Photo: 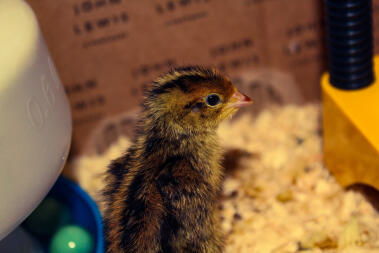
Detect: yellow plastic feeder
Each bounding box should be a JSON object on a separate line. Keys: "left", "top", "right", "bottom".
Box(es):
{"left": 322, "top": 0, "right": 379, "bottom": 190}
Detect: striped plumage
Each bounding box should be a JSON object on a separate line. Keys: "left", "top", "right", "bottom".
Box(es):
{"left": 103, "top": 66, "right": 252, "bottom": 253}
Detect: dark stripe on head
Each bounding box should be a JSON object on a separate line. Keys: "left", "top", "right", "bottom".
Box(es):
{"left": 150, "top": 80, "right": 177, "bottom": 96}
{"left": 149, "top": 66, "right": 223, "bottom": 97}
{"left": 150, "top": 75, "right": 203, "bottom": 95}
{"left": 172, "top": 66, "right": 216, "bottom": 76}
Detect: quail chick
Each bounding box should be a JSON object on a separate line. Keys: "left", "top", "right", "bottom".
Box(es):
{"left": 103, "top": 66, "right": 252, "bottom": 253}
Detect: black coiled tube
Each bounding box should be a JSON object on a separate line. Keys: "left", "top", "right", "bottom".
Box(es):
{"left": 325, "top": 0, "right": 374, "bottom": 89}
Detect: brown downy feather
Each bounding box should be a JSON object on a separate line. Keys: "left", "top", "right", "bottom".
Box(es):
{"left": 103, "top": 66, "right": 251, "bottom": 253}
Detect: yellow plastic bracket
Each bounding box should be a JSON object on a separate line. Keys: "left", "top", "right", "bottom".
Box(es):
{"left": 322, "top": 56, "right": 379, "bottom": 190}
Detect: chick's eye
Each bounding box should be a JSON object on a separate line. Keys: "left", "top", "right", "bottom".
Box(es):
{"left": 206, "top": 94, "right": 221, "bottom": 106}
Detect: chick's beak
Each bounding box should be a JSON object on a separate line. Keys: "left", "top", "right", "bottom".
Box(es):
{"left": 227, "top": 90, "right": 253, "bottom": 108}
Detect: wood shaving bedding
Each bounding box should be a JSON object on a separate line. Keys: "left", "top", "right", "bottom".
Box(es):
{"left": 72, "top": 104, "right": 379, "bottom": 253}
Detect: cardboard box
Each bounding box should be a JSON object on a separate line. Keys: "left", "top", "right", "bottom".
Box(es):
{"left": 25, "top": 0, "right": 379, "bottom": 161}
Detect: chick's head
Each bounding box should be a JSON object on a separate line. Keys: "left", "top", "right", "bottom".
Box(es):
{"left": 145, "top": 66, "right": 252, "bottom": 133}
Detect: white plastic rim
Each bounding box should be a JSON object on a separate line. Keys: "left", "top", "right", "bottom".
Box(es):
{"left": 0, "top": 0, "right": 72, "bottom": 240}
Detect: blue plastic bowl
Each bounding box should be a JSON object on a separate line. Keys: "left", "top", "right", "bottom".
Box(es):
{"left": 49, "top": 176, "right": 104, "bottom": 253}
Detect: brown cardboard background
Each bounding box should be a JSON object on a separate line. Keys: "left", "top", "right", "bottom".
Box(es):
{"left": 25, "top": 0, "right": 379, "bottom": 160}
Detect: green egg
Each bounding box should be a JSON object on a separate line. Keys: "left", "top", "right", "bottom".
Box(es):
{"left": 23, "top": 197, "right": 71, "bottom": 238}
{"left": 49, "top": 225, "right": 94, "bottom": 253}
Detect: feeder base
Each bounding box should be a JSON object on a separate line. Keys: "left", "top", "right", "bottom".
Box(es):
{"left": 322, "top": 56, "right": 379, "bottom": 190}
